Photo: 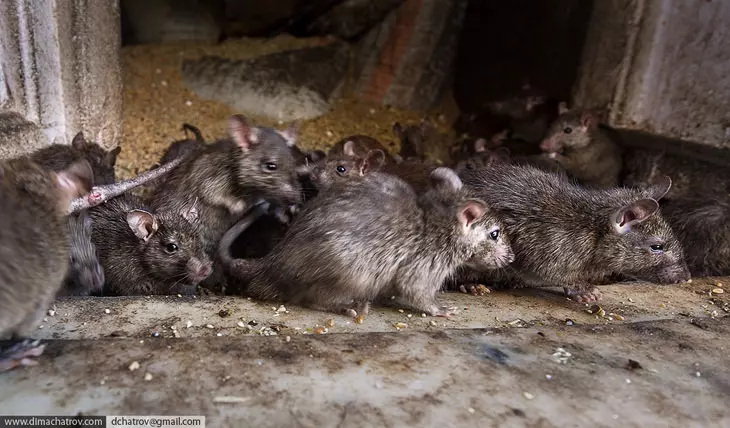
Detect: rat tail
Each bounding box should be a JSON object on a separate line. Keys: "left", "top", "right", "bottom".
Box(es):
{"left": 218, "top": 202, "right": 270, "bottom": 282}
{"left": 182, "top": 123, "right": 205, "bottom": 142}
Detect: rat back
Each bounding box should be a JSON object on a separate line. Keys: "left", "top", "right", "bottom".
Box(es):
{"left": 0, "top": 159, "right": 80, "bottom": 338}
{"left": 58, "top": 211, "right": 105, "bottom": 296}
{"left": 662, "top": 196, "right": 730, "bottom": 276}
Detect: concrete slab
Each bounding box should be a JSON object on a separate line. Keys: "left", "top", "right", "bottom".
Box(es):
{"left": 1, "top": 317, "right": 728, "bottom": 427}
{"left": 31, "top": 279, "right": 729, "bottom": 340}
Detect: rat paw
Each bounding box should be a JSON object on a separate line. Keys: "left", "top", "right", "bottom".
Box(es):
{"left": 87, "top": 190, "right": 103, "bottom": 205}
{"left": 564, "top": 287, "right": 602, "bottom": 303}
{"left": 458, "top": 283, "right": 491, "bottom": 296}
{"left": 0, "top": 339, "right": 46, "bottom": 373}
{"left": 431, "top": 305, "right": 457, "bottom": 318}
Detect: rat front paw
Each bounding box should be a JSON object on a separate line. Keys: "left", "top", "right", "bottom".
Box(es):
{"left": 431, "top": 305, "right": 457, "bottom": 318}
{"left": 88, "top": 190, "right": 103, "bottom": 205}
{"left": 0, "top": 339, "right": 46, "bottom": 373}
{"left": 564, "top": 287, "right": 602, "bottom": 303}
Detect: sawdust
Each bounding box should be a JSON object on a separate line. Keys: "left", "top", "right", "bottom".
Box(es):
{"left": 120, "top": 35, "right": 457, "bottom": 180}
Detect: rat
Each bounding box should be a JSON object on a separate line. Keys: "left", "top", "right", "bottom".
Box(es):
{"left": 29, "top": 132, "right": 121, "bottom": 186}
{"left": 459, "top": 163, "right": 690, "bottom": 302}
{"left": 393, "top": 119, "right": 453, "bottom": 164}
{"left": 452, "top": 138, "right": 566, "bottom": 177}
{"left": 56, "top": 210, "right": 105, "bottom": 297}
{"left": 661, "top": 196, "right": 730, "bottom": 277}
{"left": 89, "top": 194, "right": 213, "bottom": 296}
{"left": 539, "top": 106, "right": 623, "bottom": 189}
{"left": 0, "top": 157, "right": 92, "bottom": 372}
{"left": 622, "top": 148, "right": 730, "bottom": 201}
{"left": 219, "top": 167, "right": 510, "bottom": 318}
{"left": 150, "top": 114, "right": 308, "bottom": 256}
{"left": 310, "top": 148, "right": 386, "bottom": 189}
{"left": 328, "top": 135, "right": 397, "bottom": 164}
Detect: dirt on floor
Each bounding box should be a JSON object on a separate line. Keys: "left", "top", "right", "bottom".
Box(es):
{"left": 119, "top": 36, "right": 458, "bottom": 180}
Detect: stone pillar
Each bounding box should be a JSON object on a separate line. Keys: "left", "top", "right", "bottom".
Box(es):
{"left": 0, "top": 0, "right": 122, "bottom": 158}
{"left": 572, "top": 0, "right": 730, "bottom": 149}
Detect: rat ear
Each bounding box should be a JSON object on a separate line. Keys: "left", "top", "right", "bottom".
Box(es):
{"left": 473, "top": 138, "right": 488, "bottom": 153}
{"left": 106, "top": 146, "right": 122, "bottom": 164}
{"left": 343, "top": 140, "right": 356, "bottom": 157}
{"left": 306, "top": 150, "right": 327, "bottom": 163}
{"left": 612, "top": 199, "right": 659, "bottom": 234}
{"left": 457, "top": 200, "right": 487, "bottom": 230}
{"left": 279, "top": 123, "right": 299, "bottom": 147}
{"left": 56, "top": 159, "right": 94, "bottom": 198}
{"left": 228, "top": 115, "right": 254, "bottom": 150}
{"left": 127, "top": 210, "right": 159, "bottom": 241}
{"left": 558, "top": 101, "right": 570, "bottom": 116}
{"left": 645, "top": 175, "right": 672, "bottom": 201}
{"left": 360, "top": 150, "right": 385, "bottom": 175}
{"left": 581, "top": 110, "right": 600, "bottom": 129}
{"left": 71, "top": 132, "right": 87, "bottom": 150}
{"left": 430, "top": 167, "right": 463, "bottom": 193}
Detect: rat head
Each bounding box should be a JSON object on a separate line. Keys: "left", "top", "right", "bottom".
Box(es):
{"left": 290, "top": 146, "right": 326, "bottom": 201}
{"left": 228, "top": 115, "right": 305, "bottom": 206}
{"left": 126, "top": 209, "right": 213, "bottom": 290}
{"left": 539, "top": 106, "right": 603, "bottom": 153}
{"left": 602, "top": 176, "right": 690, "bottom": 284}
{"left": 454, "top": 139, "right": 511, "bottom": 174}
{"left": 393, "top": 119, "right": 434, "bottom": 157}
{"left": 312, "top": 147, "right": 385, "bottom": 189}
{"left": 71, "top": 132, "right": 121, "bottom": 185}
{"left": 421, "top": 168, "right": 511, "bottom": 267}
{"left": 67, "top": 211, "right": 105, "bottom": 295}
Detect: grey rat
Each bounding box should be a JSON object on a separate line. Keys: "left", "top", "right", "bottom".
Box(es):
{"left": 150, "top": 115, "right": 308, "bottom": 257}
{"left": 30, "top": 132, "right": 121, "bottom": 185}
{"left": 453, "top": 138, "right": 566, "bottom": 177}
{"left": 328, "top": 135, "right": 397, "bottom": 164}
{"left": 0, "top": 157, "right": 91, "bottom": 372}
{"left": 311, "top": 148, "right": 386, "bottom": 189}
{"left": 89, "top": 194, "right": 212, "bottom": 296}
{"left": 219, "top": 168, "right": 511, "bottom": 317}
{"left": 56, "top": 210, "right": 105, "bottom": 297}
{"left": 539, "top": 106, "right": 623, "bottom": 189}
{"left": 460, "top": 163, "right": 690, "bottom": 302}
{"left": 661, "top": 196, "right": 730, "bottom": 277}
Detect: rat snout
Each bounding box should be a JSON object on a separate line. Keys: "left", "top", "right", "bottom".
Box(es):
{"left": 77, "top": 263, "right": 105, "bottom": 295}
{"left": 187, "top": 257, "right": 213, "bottom": 284}
{"left": 539, "top": 138, "right": 558, "bottom": 153}
{"left": 656, "top": 263, "right": 692, "bottom": 285}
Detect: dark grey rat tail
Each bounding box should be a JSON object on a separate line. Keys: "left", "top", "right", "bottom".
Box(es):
{"left": 217, "top": 202, "right": 270, "bottom": 279}
{"left": 182, "top": 123, "right": 204, "bottom": 142}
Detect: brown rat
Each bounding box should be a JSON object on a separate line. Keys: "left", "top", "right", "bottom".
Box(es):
{"left": 29, "top": 132, "right": 120, "bottom": 186}
{"left": 452, "top": 138, "right": 565, "bottom": 177}
{"left": 328, "top": 135, "right": 397, "bottom": 164}
{"left": 57, "top": 210, "right": 105, "bottom": 297}
{"left": 150, "top": 115, "right": 308, "bottom": 257}
{"left": 311, "top": 148, "right": 386, "bottom": 190}
{"left": 89, "top": 194, "right": 212, "bottom": 296}
{"left": 0, "top": 157, "right": 91, "bottom": 371}
{"left": 392, "top": 119, "right": 452, "bottom": 164}
{"left": 539, "top": 107, "right": 623, "bottom": 189}
{"left": 219, "top": 168, "right": 511, "bottom": 318}
{"left": 460, "top": 163, "right": 690, "bottom": 302}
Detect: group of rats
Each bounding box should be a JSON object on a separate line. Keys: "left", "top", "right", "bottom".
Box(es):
{"left": 2, "top": 91, "right": 724, "bottom": 371}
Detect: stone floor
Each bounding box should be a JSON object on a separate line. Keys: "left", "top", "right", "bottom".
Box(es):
{"left": 1, "top": 278, "right": 729, "bottom": 427}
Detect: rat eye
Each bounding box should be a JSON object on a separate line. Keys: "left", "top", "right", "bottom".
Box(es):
{"left": 336, "top": 165, "right": 348, "bottom": 175}
{"left": 262, "top": 162, "right": 277, "bottom": 171}
{"left": 563, "top": 127, "right": 572, "bottom": 134}
{"left": 650, "top": 244, "right": 664, "bottom": 254}
{"left": 165, "top": 243, "right": 179, "bottom": 254}
{"left": 490, "top": 229, "right": 500, "bottom": 240}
